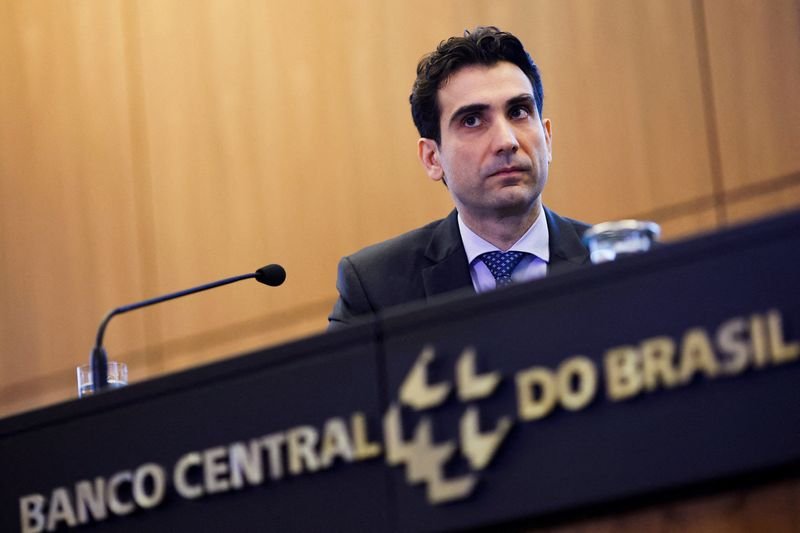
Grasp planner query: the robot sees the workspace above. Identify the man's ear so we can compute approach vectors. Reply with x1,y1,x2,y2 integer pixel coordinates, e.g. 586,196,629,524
417,138,444,182
542,118,553,164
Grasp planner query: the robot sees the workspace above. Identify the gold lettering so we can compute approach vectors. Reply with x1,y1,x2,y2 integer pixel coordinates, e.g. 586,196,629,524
350,412,382,460
229,440,263,489
515,367,557,421
173,453,203,499
383,405,409,466
678,328,719,383
750,314,770,368
203,446,230,494
19,493,46,533
259,433,286,480
319,418,354,468
132,464,166,509
604,346,642,401
557,356,598,411
716,317,749,375
107,471,134,516
640,336,679,391
74,478,107,524
767,310,800,364
46,488,77,531
287,426,320,475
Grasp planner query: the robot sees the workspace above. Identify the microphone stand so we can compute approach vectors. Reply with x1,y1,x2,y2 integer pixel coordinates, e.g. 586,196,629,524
90,264,285,393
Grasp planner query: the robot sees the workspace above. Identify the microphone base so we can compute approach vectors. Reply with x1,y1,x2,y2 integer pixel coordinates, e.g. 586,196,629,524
91,346,109,392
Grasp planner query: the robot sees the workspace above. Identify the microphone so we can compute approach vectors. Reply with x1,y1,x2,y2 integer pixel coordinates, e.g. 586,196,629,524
89,264,286,393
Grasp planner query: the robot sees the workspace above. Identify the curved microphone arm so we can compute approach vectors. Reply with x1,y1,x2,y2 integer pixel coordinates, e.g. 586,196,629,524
93,272,256,351
90,272,257,392
89,263,286,393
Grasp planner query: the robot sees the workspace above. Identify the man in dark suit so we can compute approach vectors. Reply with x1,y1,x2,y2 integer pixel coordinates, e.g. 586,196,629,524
328,27,590,330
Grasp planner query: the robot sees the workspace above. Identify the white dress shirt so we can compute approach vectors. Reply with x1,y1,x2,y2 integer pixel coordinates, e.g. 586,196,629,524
457,204,550,293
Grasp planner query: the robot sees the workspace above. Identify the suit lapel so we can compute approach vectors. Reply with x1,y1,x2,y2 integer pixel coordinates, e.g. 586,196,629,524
422,210,473,298
545,206,590,275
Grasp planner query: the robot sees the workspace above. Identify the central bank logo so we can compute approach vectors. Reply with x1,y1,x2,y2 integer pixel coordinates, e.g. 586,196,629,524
383,345,512,504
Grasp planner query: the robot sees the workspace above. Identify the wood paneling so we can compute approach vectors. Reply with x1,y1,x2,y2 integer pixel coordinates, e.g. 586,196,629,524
656,208,719,242
129,0,454,371
536,0,716,223
0,1,151,394
1,0,798,417
702,0,800,192
726,179,800,226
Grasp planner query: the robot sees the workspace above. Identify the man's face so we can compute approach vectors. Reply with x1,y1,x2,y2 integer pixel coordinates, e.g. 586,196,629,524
418,61,552,225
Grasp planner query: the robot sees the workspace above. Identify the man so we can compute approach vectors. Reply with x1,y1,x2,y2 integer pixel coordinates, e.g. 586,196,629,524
328,26,590,330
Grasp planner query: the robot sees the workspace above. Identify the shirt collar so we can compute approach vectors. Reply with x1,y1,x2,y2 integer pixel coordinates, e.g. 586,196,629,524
457,203,550,264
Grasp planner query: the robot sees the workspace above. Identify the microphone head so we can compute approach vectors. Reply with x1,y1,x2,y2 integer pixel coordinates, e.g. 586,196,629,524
255,264,286,287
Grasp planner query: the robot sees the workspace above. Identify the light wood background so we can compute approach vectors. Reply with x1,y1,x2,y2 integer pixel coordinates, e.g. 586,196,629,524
1,0,798,417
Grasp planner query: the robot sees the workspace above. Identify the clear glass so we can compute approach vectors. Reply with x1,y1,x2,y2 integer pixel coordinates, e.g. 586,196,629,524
76,361,128,398
583,220,660,264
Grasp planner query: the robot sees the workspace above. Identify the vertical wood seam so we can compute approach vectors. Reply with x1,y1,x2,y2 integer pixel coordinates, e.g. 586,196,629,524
120,2,163,371
691,0,727,226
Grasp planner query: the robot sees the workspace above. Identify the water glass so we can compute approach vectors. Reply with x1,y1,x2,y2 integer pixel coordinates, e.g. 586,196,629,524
76,361,128,398
583,220,660,264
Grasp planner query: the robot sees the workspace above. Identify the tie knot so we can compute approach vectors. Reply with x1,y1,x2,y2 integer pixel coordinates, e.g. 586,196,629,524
479,251,527,287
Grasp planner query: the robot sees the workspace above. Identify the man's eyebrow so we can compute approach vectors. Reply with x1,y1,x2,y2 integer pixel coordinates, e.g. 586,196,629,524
448,103,489,128
506,94,536,108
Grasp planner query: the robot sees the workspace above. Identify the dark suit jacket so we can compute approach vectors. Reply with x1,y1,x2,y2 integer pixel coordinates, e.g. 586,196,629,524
328,207,590,330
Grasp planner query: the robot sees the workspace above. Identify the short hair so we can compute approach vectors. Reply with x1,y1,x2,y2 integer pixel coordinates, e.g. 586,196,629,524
410,26,544,144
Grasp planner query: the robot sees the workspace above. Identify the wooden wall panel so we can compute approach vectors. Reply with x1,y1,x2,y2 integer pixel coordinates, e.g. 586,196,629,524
656,209,719,241
0,1,151,403
703,0,800,192
726,180,800,225
1,0,798,417
531,0,715,225
129,0,455,370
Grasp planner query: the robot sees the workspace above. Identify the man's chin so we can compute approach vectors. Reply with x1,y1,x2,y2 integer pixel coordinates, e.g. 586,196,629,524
492,196,539,218
493,187,539,209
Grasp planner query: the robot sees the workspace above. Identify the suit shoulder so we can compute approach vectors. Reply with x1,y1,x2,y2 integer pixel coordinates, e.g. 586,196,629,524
345,217,447,267
563,215,592,235
546,208,592,235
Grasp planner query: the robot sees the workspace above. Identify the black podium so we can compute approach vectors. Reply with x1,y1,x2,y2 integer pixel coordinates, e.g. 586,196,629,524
2,210,799,532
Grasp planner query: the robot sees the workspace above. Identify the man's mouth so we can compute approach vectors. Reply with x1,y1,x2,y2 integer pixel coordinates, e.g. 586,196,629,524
488,165,529,178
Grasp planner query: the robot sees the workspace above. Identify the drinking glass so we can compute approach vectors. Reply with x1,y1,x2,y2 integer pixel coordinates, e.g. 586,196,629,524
76,361,128,398
583,220,660,264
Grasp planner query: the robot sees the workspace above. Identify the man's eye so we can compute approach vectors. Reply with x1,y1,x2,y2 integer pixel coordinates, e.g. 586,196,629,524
462,115,482,128
510,106,531,119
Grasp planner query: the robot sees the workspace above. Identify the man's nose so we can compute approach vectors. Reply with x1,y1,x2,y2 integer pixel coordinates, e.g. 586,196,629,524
491,118,519,154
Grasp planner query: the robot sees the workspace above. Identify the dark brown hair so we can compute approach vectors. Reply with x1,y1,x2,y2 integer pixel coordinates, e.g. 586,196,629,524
410,26,544,144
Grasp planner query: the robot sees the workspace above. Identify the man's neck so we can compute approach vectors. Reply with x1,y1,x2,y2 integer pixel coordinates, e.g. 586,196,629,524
460,202,542,251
